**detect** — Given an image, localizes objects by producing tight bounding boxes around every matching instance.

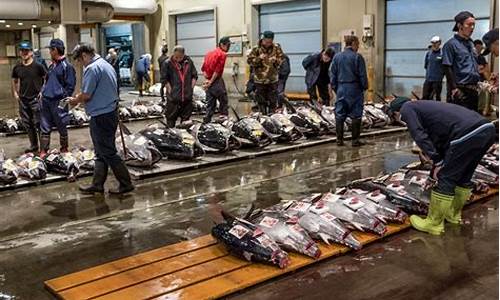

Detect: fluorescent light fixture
[5,24,11,28]
[32,24,37,28]
[0,20,5,23]
[48,21,52,24]
[17,22,23,26]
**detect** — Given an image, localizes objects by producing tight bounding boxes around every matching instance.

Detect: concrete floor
[0,131,497,299]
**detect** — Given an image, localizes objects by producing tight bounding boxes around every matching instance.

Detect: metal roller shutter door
[176,10,216,79]
[259,0,321,93]
[384,0,491,98]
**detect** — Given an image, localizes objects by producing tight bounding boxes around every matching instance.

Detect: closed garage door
[259,0,321,92]
[384,0,491,98]
[176,10,216,78]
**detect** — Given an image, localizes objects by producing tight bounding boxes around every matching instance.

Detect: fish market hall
[0,1,498,300]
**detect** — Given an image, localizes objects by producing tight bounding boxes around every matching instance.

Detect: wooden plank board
[46,188,497,300]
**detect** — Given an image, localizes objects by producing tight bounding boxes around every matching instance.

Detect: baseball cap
[262,31,275,39]
[452,11,474,32]
[19,41,32,50]
[388,97,411,114]
[430,36,441,43]
[47,38,65,50]
[482,28,499,56]
[219,36,231,46]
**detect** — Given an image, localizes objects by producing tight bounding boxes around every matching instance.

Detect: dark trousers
[447,85,479,112]
[436,124,496,194]
[165,97,193,128]
[277,77,288,108]
[308,81,330,106]
[204,78,228,123]
[422,80,442,101]
[89,111,123,168]
[40,98,68,136]
[136,72,150,95]
[255,82,278,114]
[334,83,364,122]
[19,97,40,143]
[160,82,166,101]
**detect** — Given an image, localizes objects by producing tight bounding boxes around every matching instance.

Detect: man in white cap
[422,36,444,100]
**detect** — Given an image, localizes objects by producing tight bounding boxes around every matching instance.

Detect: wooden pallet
[45,189,497,300]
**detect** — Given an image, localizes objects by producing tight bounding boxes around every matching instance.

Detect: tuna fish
[473,164,499,186]
[119,107,132,121]
[258,113,303,143]
[0,151,17,185]
[282,200,362,250]
[147,103,164,116]
[317,192,387,235]
[6,119,19,133]
[72,148,95,170]
[226,108,274,148]
[190,122,241,152]
[7,153,47,180]
[211,211,290,268]
[116,129,163,168]
[44,150,80,182]
[69,108,90,127]
[248,208,322,259]
[364,104,390,128]
[140,124,204,160]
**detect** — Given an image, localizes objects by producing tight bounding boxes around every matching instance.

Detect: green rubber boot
[445,186,471,224]
[410,190,453,235]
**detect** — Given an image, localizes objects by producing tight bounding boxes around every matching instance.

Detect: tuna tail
[318,233,332,245]
[229,106,241,121]
[120,123,132,136]
[375,93,388,104]
[220,210,236,223]
[307,99,322,113]
[243,203,256,220]
[157,119,170,128]
[281,98,297,114]
[411,91,421,100]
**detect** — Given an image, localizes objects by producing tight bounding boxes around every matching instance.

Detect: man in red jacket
[201,37,231,123]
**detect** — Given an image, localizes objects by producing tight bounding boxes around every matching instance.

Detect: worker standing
[69,43,134,195]
[422,36,444,100]
[247,31,284,114]
[158,45,169,103]
[162,46,198,128]
[40,39,76,157]
[481,28,499,114]
[201,37,231,123]
[388,98,495,235]
[302,48,335,106]
[105,48,120,97]
[277,51,291,108]
[330,35,368,147]
[11,41,46,153]
[442,11,481,111]
[135,53,152,97]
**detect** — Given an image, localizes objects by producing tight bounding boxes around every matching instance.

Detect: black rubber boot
[60,135,69,153]
[25,129,39,153]
[109,161,134,194]
[79,160,107,194]
[351,118,365,147]
[336,120,344,146]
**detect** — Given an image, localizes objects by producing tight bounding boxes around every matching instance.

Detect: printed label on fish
[324,194,341,203]
[342,197,365,211]
[367,193,386,203]
[133,136,148,146]
[409,176,426,187]
[46,154,57,162]
[252,130,263,137]
[153,129,164,136]
[387,184,406,195]
[256,235,280,251]
[291,202,311,212]
[320,212,337,222]
[229,224,250,239]
[389,173,406,182]
[259,216,279,228]
[351,189,369,195]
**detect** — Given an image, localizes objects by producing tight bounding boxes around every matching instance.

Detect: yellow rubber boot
[445,186,471,224]
[410,190,453,235]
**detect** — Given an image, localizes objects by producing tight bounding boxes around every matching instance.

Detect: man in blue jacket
[389,98,495,235]
[422,36,444,100]
[135,53,151,97]
[330,35,368,147]
[302,48,334,106]
[40,39,76,157]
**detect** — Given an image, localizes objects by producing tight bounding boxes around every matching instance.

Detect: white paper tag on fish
[256,235,280,251]
[351,189,369,195]
[291,201,311,213]
[229,224,250,239]
[133,136,148,146]
[324,194,341,203]
[259,216,279,228]
[320,212,337,223]
[367,192,386,203]
[387,184,406,195]
[409,176,426,187]
[342,197,365,211]
[46,154,57,162]
[153,129,164,136]
[389,172,406,182]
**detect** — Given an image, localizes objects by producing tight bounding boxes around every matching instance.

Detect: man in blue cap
[330,35,368,147]
[388,98,495,235]
[40,38,76,157]
[11,41,47,153]
[442,11,481,111]
[422,36,444,100]
[69,43,134,195]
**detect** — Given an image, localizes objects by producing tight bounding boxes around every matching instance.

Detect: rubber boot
[79,160,107,194]
[39,133,50,159]
[109,161,134,194]
[25,128,39,153]
[336,120,344,146]
[445,186,471,224]
[60,135,69,153]
[351,118,365,147]
[410,190,453,235]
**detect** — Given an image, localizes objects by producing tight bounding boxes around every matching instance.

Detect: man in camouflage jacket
[247,31,284,114]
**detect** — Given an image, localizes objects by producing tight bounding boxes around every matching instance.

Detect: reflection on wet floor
[0,133,496,299]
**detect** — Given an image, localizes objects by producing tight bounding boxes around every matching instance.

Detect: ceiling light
[17,22,23,26]
[48,21,52,24]
[0,20,5,23]
[5,24,11,28]
[32,24,37,28]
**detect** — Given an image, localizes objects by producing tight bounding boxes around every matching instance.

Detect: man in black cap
[40,38,76,157]
[11,41,46,153]
[388,98,495,236]
[201,37,231,123]
[442,11,481,111]
[247,30,284,114]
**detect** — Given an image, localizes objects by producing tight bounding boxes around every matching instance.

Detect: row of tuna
[118,102,395,168]
[0,148,95,184]
[211,147,498,268]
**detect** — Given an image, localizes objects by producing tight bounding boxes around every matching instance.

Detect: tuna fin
[318,233,331,245]
[229,106,241,121]
[352,222,366,232]
[243,203,256,220]
[120,123,132,135]
[411,91,421,100]
[220,210,236,223]
[282,98,297,114]
[158,119,170,128]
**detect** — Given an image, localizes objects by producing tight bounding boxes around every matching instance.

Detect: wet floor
[0,132,497,299]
